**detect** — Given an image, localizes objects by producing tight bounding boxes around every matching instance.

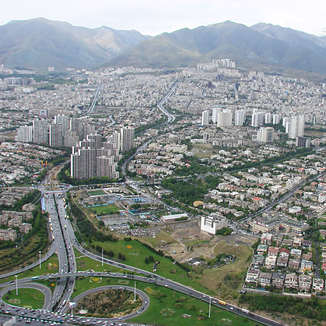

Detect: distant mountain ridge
[0,18,148,69]
[1,18,326,75]
[111,21,326,75]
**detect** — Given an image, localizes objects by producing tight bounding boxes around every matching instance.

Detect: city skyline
[1,0,326,36]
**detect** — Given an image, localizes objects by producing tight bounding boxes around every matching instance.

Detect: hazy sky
[1,0,326,36]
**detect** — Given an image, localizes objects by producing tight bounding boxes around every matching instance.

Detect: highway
[0,267,281,326]
[157,80,177,123]
[86,85,102,115]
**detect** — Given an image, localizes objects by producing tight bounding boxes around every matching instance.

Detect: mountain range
[0,18,148,69]
[1,18,326,75]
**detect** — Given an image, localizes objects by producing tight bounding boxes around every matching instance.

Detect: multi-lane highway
[157,80,177,123]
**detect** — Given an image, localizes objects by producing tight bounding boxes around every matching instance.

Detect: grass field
[200,240,253,301]
[0,254,59,284]
[88,190,106,196]
[89,204,120,215]
[92,239,211,293]
[3,288,44,309]
[72,277,258,326]
[74,249,126,274]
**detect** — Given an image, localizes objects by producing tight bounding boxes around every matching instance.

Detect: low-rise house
[299,274,312,292]
[265,256,277,269]
[257,244,268,256]
[0,228,17,241]
[19,223,32,234]
[259,272,272,288]
[277,255,289,268]
[282,238,293,247]
[293,237,303,247]
[261,233,273,245]
[300,260,314,273]
[290,248,302,259]
[312,278,324,292]
[272,273,285,289]
[302,252,313,261]
[288,258,301,271]
[285,273,298,289]
[268,246,279,257]
[252,255,265,268]
[245,267,260,284]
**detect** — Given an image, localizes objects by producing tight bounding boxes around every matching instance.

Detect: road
[86,85,102,115]
[157,80,178,123]
[0,243,56,280]
[242,170,326,223]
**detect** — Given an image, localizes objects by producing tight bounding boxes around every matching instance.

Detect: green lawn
[92,239,211,294]
[3,288,44,309]
[72,278,258,326]
[88,190,106,196]
[89,204,120,215]
[74,248,127,274]
[72,276,110,298]
[0,254,59,284]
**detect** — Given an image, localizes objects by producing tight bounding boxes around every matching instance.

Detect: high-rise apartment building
[251,110,265,127]
[211,107,221,124]
[120,127,134,152]
[71,134,119,180]
[16,114,95,148]
[32,119,49,145]
[265,112,272,124]
[272,114,281,125]
[201,110,210,126]
[257,127,274,143]
[288,115,305,139]
[49,123,63,147]
[234,110,246,126]
[15,125,33,142]
[217,109,233,127]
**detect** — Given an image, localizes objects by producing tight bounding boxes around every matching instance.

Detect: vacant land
[201,240,253,301]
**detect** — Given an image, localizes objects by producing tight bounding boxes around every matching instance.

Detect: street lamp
[39,250,42,270]
[15,275,18,296]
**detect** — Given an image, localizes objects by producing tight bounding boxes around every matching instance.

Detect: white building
[257,127,274,143]
[201,110,210,126]
[265,112,272,124]
[211,107,221,124]
[288,115,305,139]
[200,214,228,235]
[217,109,233,127]
[15,125,33,142]
[272,114,281,125]
[251,110,265,127]
[234,110,246,126]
